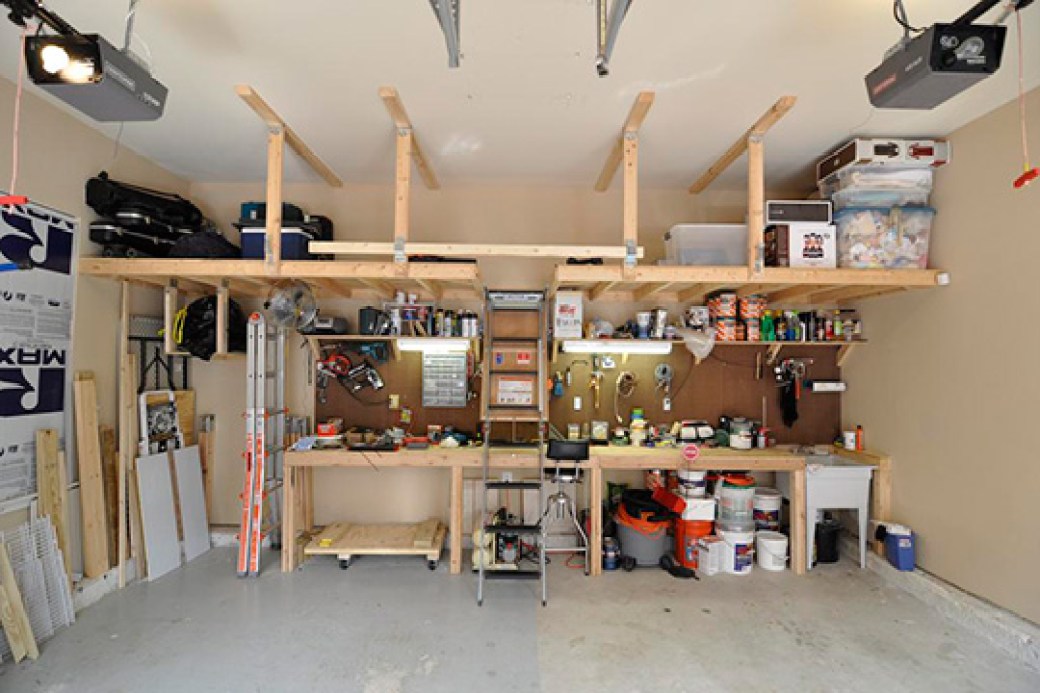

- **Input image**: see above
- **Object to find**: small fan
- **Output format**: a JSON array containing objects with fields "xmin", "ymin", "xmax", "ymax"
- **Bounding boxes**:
[{"xmin": 265, "ymin": 280, "xmax": 317, "ymax": 331}]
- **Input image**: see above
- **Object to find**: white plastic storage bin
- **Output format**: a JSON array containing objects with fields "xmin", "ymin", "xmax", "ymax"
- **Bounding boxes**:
[
  {"xmin": 819, "ymin": 167, "xmax": 934, "ymax": 197},
  {"xmin": 834, "ymin": 206, "xmax": 934, "ymax": 269},
  {"xmin": 664, "ymin": 224, "xmax": 747, "ymax": 266}
]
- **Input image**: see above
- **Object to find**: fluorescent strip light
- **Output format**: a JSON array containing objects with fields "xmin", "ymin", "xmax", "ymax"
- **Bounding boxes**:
[
  {"xmin": 561, "ymin": 340, "xmax": 673, "ymax": 355},
  {"xmin": 397, "ymin": 338, "xmax": 470, "ymax": 353}
]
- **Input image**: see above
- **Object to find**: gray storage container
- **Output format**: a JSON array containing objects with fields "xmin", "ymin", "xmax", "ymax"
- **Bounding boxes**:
[{"xmin": 617, "ymin": 520, "xmax": 672, "ymax": 567}]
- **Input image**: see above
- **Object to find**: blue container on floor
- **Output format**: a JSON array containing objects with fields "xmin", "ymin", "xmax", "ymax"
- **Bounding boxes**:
[{"xmin": 885, "ymin": 531, "xmax": 916, "ymax": 571}]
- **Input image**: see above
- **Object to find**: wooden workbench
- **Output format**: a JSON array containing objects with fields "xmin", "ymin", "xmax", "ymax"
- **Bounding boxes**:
[{"xmin": 282, "ymin": 446, "xmax": 808, "ymax": 576}]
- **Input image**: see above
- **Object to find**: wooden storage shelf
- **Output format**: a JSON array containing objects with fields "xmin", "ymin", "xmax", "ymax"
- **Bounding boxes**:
[
  {"xmin": 551, "ymin": 264, "xmax": 948, "ymax": 306},
  {"xmin": 304, "ymin": 334, "xmax": 479, "ymax": 361},
  {"xmin": 551, "ymin": 338, "xmax": 865, "ymax": 366},
  {"xmin": 78, "ymin": 258, "xmax": 485, "ymax": 301}
]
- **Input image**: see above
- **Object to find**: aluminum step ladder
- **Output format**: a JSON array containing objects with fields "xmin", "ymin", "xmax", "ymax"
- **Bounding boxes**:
[
  {"xmin": 237, "ymin": 312, "xmax": 286, "ymax": 577},
  {"xmin": 477, "ymin": 290, "xmax": 548, "ymax": 606}
]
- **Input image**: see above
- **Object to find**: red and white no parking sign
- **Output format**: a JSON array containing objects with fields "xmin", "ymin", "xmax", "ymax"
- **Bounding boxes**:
[{"xmin": 682, "ymin": 443, "xmax": 700, "ymax": 462}]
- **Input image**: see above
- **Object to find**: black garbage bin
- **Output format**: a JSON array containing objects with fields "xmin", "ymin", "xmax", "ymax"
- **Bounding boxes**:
[{"xmin": 815, "ymin": 518, "xmax": 842, "ymax": 564}]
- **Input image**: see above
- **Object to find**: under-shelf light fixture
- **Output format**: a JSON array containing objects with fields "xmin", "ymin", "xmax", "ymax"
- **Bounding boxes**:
[
  {"xmin": 561, "ymin": 340, "xmax": 673, "ymax": 355},
  {"xmin": 396, "ymin": 337, "xmax": 470, "ymax": 353}
]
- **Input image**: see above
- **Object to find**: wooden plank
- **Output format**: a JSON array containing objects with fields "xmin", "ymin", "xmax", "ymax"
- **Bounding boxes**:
[
  {"xmin": 135, "ymin": 452, "xmax": 182, "ymax": 580},
  {"xmin": 100, "ymin": 425, "xmax": 119, "ymax": 568},
  {"xmin": 594, "ymin": 90, "xmax": 654, "ymax": 191},
  {"xmin": 450, "ymin": 465, "xmax": 464, "ymax": 575},
  {"xmin": 588, "ymin": 281, "xmax": 618, "ymax": 301},
  {"xmin": 35, "ymin": 429, "xmax": 69, "ymax": 578},
  {"xmin": 198, "ymin": 416, "xmax": 215, "ymax": 520},
  {"xmin": 235, "ymin": 85, "xmax": 343, "ymax": 187},
  {"xmin": 172, "ymin": 447, "xmax": 211, "ymax": 562},
  {"xmin": 163, "ymin": 282, "xmax": 185, "ymax": 356},
  {"xmin": 379, "ymin": 86, "xmax": 439, "ymax": 190},
  {"xmin": 311, "ymin": 278, "xmax": 352, "ymax": 299},
  {"xmin": 836, "ymin": 286, "xmax": 909, "ymax": 305},
  {"xmin": 766, "ymin": 284, "xmax": 830, "ymax": 304},
  {"xmin": 265, "ymin": 127, "xmax": 286, "ymax": 274},
  {"xmin": 688, "ymin": 96, "xmax": 796, "ymax": 194},
  {"xmin": 282, "ymin": 465, "xmax": 297, "ymax": 572},
  {"xmin": 126, "ymin": 354, "xmax": 145, "ymax": 580},
  {"xmin": 73, "ymin": 373, "xmax": 110, "ymax": 578},
  {"xmin": 0, "ymin": 543, "xmax": 38, "ymax": 661},
  {"xmin": 118, "ymin": 282, "xmax": 130, "ymax": 587},
  {"xmin": 747, "ymin": 135, "xmax": 765, "ymax": 275},
  {"xmin": 310, "ymin": 241, "xmax": 643, "ymax": 259},
  {"xmin": 414, "ymin": 278, "xmax": 443, "ymax": 301},
  {"xmin": 412, "ymin": 518, "xmax": 440, "ymax": 549},
  {"xmin": 167, "ymin": 390, "xmax": 197, "ymax": 447},
  {"xmin": 590, "ymin": 466, "xmax": 603, "ymax": 577},
  {"xmin": 632, "ymin": 282, "xmax": 672, "ymax": 301},
  {"xmin": 678, "ymin": 283, "xmax": 731, "ymax": 304},
  {"xmin": 836, "ymin": 342, "xmax": 856, "ymax": 368},
  {"xmin": 394, "ymin": 129, "xmax": 413, "ymax": 254},
  {"xmin": 791, "ymin": 467, "xmax": 807, "ymax": 576},
  {"xmin": 216, "ymin": 281, "xmax": 229, "ymax": 356},
  {"xmin": 622, "ymin": 134, "xmax": 639, "ymax": 252}
]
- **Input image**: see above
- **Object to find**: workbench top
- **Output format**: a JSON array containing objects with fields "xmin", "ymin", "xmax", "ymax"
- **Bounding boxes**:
[{"xmin": 285, "ymin": 444, "xmax": 806, "ymax": 470}]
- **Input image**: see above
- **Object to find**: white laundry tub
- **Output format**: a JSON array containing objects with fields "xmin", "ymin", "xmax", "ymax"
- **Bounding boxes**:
[{"xmin": 776, "ymin": 454, "xmax": 876, "ymax": 571}]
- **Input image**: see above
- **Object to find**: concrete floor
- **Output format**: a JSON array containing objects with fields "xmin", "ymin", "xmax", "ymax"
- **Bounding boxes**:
[{"xmin": 2, "ymin": 549, "xmax": 1038, "ymax": 692}]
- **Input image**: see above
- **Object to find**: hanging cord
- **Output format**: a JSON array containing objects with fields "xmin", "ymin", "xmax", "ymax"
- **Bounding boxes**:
[
  {"xmin": 613, "ymin": 371, "xmax": 637, "ymax": 424},
  {"xmin": 892, "ymin": 0, "xmax": 922, "ymax": 37},
  {"xmin": 1013, "ymin": 7, "xmax": 1039, "ymax": 188}
]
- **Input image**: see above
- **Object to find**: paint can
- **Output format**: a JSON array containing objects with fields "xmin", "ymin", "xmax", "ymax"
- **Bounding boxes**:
[
  {"xmin": 753, "ymin": 487, "xmax": 782, "ymax": 531},
  {"xmin": 676, "ymin": 469, "xmax": 707, "ymax": 498},
  {"xmin": 756, "ymin": 531, "xmax": 788, "ymax": 571},
  {"xmin": 718, "ymin": 526, "xmax": 755, "ymax": 575},
  {"xmin": 602, "ymin": 537, "xmax": 620, "ymax": 571}
]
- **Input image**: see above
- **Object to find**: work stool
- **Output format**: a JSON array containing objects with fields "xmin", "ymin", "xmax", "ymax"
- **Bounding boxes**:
[{"xmin": 542, "ymin": 439, "xmax": 590, "ymax": 575}]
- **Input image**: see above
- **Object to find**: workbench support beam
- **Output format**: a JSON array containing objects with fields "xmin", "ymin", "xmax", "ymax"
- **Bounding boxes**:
[
  {"xmin": 216, "ymin": 281, "xmax": 229, "ymax": 356},
  {"xmin": 450, "ymin": 466, "xmax": 463, "ymax": 575}
]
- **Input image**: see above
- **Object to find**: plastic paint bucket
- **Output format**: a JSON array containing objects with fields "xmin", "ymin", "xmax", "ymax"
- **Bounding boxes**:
[
  {"xmin": 677, "ymin": 469, "xmax": 707, "ymax": 498},
  {"xmin": 756, "ymin": 531, "xmax": 788, "ymax": 571},
  {"xmin": 717, "ymin": 476, "xmax": 756, "ymax": 524},
  {"xmin": 753, "ymin": 488, "xmax": 782, "ymax": 531},
  {"xmin": 675, "ymin": 519, "xmax": 713, "ymax": 569},
  {"xmin": 718, "ymin": 527, "xmax": 755, "ymax": 575}
]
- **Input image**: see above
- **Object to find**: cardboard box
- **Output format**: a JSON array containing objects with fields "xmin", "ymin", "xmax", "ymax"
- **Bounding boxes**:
[
  {"xmin": 764, "ymin": 223, "xmax": 836, "ymax": 268},
  {"xmin": 681, "ymin": 498, "xmax": 716, "ymax": 522},
  {"xmin": 553, "ymin": 291, "xmax": 583, "ymax": 339},
  {"xmin": 491, "ymin": 345, "xmax": 537, "ymax": 372},
  {"xmin": 490, "ymin": 374, "xmax": 536, "ymax": 406},
  {"xmin": 697, "ymin": 536, "xmax": 725, "ymax": 576}
]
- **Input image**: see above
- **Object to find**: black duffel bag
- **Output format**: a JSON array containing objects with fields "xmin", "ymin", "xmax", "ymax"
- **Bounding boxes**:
[
  {"xmin": 86, "ymin": 171, "xmax": 204, "ymax": 230},
  {"xmin": 177, "ymin": 296, "xmax": 248, "ymax": 361}
]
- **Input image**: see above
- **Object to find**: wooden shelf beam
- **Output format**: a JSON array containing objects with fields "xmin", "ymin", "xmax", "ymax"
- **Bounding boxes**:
[
  {"xmin": 380, "ymin": 86, "xmax": 440, "ymax": 191},
  {"xmin": 688, "ymin": 96, "xmax": 796, "ymax": 194},
  {"xmin": 235, "ymin": 85, "xmax": 343, "ymax": 188},
  {"xmin": 595, "ymin": 90, "xmax": 654, "ymax": 192},
  {"xmin": 309, "ymin": 241, "xmax": 644, "ymax": 260}
]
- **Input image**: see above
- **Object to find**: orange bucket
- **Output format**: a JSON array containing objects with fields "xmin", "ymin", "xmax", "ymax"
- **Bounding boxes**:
[{"xmin": 675, "ymin": 519, "xmax": 714, "ymax": 569}]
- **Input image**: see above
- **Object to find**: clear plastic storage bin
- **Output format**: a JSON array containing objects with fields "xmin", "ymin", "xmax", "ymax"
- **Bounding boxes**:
[
  {"xmin": 834, "ymin": 206, "xmax": 934, "ymax": 269},
  {"xmin": 819, "ymin": 167, "xmax": 934, "ymax": 197},
  {"xmin": 831, "ymin": 187, "xmax": 931, "ymax": 211},
  {"xmin": 663, "ymin": 224, "xmax": 747, "ymax": 266}
]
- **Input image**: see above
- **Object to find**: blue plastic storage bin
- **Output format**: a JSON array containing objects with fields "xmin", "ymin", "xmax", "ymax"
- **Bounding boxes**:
[
  {"xmin": 239, "ymin": 225, "xmax": 317, "ymax": 260},
  {"xmin": 885, "ymin": 531, "xmax": 916, "ymax": 571}
]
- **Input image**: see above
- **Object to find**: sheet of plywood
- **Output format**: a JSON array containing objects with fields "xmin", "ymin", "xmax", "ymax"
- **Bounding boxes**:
[
  {"xmin": 172, "ymin": 447, "xmax": 210, "ymax": 562},
  {"xmin": 74, "ymin": 373, "xmax": 110, "ymax": 578},
  {"xmin": 173, "ymin": 390, "xmax": 196, "ymax": 446},
  {"xmin": 0, "ymin": 543, "xmax": 38, "ymax": 662},
  {"xmin": 100, "ymin": 426, "xmax": 119, "ymax": 568},
  {"xmin": 135, "ymin": 453, "xmax": 182, "ymax": 580},
  {"xmin": 304, "ymin": 521, "xmax": 445, "ymax": 556},
  {"xmin": 412, "ymin": 519, "xmax": 440, "ymax": 548}
]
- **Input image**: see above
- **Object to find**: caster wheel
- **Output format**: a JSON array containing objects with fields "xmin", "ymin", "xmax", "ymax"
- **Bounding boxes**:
[
  {"xmin": 427, "ymin": 560, "xmax": 438, "ymax": 571},
  {"xmin": 338, "ymin": 559, "xmax": 352, "ymax": 570},
  {"xmin": 621, "ymin": 556, "xmax": 637, "ymax": 572}
]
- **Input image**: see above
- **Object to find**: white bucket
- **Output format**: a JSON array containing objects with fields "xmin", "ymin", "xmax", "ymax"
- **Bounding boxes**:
[
  {"xmin": 753, "ymin": 488, "xmax": 782, "ymax": 531},
  {"xmin": 718, "ymin": 483, "xmax": 755, "ymax": 524},
  {"xmin": 718, "ymin": 528, "xmax": 755, "ymax": 575},
  {"xmin": 756, "ymin": 531, "xmax": 788, "ymax": 572},
  {"xmin": 677, "ymin": 469, "xmax": 707, "ymax": 498}
]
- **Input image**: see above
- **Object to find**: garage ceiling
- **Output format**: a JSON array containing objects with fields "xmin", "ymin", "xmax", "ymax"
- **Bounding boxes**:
[{"xmin": 0, "ymin": 0, "xmax": 1036, "ymax": 190}]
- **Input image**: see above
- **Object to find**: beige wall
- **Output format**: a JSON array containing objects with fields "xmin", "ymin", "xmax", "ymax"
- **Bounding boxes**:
[
  {"xmin": 188, "ymin": 181, "xmax": 765, "ymax": 526},
  {"xmin": 0, "ymin": 77, "xmax": 187, "ymax": 533},
  {"xmin": 844, "ymin": 88, "xmax": 1040, "ymax": 624}
]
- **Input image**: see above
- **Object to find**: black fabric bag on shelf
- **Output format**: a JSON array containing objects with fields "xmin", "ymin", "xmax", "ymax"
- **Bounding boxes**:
[
  {"xmin": 169, "ymin": 229, "xmax": 240, "ymax": 258},
  {"xmin": 178, "ymin": 296, "xmax": 248, "ymax": 361}
]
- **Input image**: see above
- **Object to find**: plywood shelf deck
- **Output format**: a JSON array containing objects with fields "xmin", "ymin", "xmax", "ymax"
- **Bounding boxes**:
[
  {"xmin": 78, "ymin": 258, "xmax": 485, "ymax": 300},
  {"xmin": 552, "ymin": 264, "xmax": 948, "ymax": 305}
]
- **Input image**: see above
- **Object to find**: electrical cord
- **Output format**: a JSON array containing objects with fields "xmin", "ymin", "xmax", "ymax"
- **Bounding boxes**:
[
  {"xmin": 8, "ymin": 25, "xmax": 27, "ymax": 196},
  {"xmin": 892, "ymin": 0, "xmax": 923, "ymax": 36},
  {"xmin": 614, "ymin": 371, "xmax": 636, "ymax": 424}
]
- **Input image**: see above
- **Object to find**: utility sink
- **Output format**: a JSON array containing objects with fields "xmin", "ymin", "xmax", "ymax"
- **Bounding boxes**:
[{"xmin": 776, "ymin": 452, "xmax": 876, "ymax": 571}]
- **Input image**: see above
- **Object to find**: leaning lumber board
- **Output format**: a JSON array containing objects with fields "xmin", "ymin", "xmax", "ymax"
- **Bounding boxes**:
[
  {"xmin": 0, "ymin": 543, "xmax": 38, "ymax": 661},
  {"xmin": 100, "ymin": 426, "xmax": 119, "ymax": 568},
  {"xmin": 35, "ymin": 430, "xmax": 69, "ymax": 577},
  {"xmin": 74, "ymin": 373, "xmax": 110, "ymax": 578},
  {"xmin": 412, "ymin": 519, "xmax": 440, "ymax": 549},
  {"xmin": 173, "ymin": 390, "xmax": 196, "ymax": 446}
]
